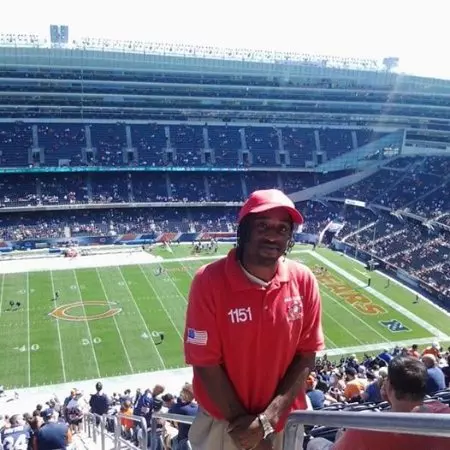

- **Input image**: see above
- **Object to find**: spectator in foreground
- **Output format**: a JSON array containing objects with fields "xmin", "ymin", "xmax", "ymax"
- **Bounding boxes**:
[
  {"xmin": 185, "ymin": 189, "xmax": 324, "ymax": 450},
  {"xmin": 308, "ymin": 356, "xmax": 450, "ymax": 450}
]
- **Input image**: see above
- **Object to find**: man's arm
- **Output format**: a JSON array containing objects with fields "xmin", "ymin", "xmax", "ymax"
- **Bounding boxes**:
[
  {"xmin": 193, "ymin": 365, "xmax": 247, "ymax": 422},
  {"xmin": 264, "ymin": 353, "xmax": 314, "ymax": 426}
]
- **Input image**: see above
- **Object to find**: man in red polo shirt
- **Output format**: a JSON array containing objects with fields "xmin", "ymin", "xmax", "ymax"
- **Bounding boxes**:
[{"xmin": 184, "ymin": 189, "xmax": 325, "ymax": 450}]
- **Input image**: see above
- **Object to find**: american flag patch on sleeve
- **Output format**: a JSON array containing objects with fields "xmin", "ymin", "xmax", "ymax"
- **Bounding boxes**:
[{"xmin": 187, "ymin": 328, "xmax": 208, "ymax": 346}]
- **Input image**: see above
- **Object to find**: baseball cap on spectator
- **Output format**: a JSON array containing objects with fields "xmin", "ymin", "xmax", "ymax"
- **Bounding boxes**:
[
  {"xmin": 96, "ymin": 382, "xmax": 103, "ymax": 391},
  {"xmin": 345, "ymin": 367, "xmax": 357, "ymax": 376},
  {"xmin": 238, "ymin": 189, "xmax": 303, "ymax": 225}
]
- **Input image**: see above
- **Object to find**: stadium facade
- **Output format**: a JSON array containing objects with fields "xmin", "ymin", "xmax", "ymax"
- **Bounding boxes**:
[{"xmin": 0, "ymin": 32, "xmax": 448, "ymax": 307}]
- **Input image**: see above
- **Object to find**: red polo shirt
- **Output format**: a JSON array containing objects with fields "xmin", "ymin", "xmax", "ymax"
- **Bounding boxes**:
[{"xmin": 184, "ymin": 249, "xmax": 324, "ymax": 431}]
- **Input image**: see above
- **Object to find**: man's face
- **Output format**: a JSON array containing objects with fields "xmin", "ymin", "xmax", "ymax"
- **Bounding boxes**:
[{"xmin": 246, "ymin": 208, "xmax": 293, "ymax": 266}]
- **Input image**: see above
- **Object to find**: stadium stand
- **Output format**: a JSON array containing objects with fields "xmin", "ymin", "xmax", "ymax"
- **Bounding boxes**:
[{"xmin": 1, "ymin": 31, "xmax": 450, "ymax": 449}]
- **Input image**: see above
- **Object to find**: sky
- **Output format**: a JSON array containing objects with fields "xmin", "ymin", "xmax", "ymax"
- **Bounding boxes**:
[{"xmin": 1, "ymin": 0, "xmax": 448, "ymax": 79}]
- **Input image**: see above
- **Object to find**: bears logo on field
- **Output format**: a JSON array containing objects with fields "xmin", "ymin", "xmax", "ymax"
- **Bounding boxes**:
[{"xmin": 49, "ymin": 301, "xmax": 122, "ymax": 322}]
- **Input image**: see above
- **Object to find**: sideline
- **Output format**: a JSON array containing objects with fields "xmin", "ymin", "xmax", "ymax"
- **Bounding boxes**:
[{"xmin": 308, "ymin": 251, "xmax": 449, "ymax": 340}]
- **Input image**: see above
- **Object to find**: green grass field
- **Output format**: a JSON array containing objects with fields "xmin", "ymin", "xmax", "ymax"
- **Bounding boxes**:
[{"xmin": 0, "ymin": 245, "xmax": 449, "ymax": 389}]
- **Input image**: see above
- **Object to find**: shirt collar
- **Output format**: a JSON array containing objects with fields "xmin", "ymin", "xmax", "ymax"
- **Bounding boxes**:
[
  {"xmin": 240, "ymin": 263, "xmax": 270, "ymax": 288},
  {"xmin": 225, "ymin": 248, "xmax": 290, "ymax": 291}
]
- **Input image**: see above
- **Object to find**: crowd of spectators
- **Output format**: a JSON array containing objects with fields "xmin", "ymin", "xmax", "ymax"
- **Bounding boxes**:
[
  {"xmin": 333, "ymin": 156, "xmax": 449, "ymax": 224},
  {"xmin": 0, "ymin": 208, "xmax": 241, "ymax": 241},
  {"xmin": 343, "ymin": 214, "xmax": 450, "ymax": 296},
  {"xmin": 2, "ymin": 344, "xmax": 449, "ymax": 450},
  {"xmin": 0, "ymin": 172, "xmax": 345, "ymax": 207},
  {"xmin": 0, "ymin": 122, "xmax": 391, "ymax": 169},
  {"xmin": 0, "ymin": 145, "xmax": 448, "ymax": 301}
]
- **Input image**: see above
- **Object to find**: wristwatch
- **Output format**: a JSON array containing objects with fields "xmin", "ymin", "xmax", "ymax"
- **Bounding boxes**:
[{"xmin": 258, "ymin": 413, "xmax": 276, "ymax": 442}]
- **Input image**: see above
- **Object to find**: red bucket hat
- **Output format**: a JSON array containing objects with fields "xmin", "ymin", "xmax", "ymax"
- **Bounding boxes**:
[{"xmin": 238, "ymin": 189, "xmax": 304, "ymax": 225}]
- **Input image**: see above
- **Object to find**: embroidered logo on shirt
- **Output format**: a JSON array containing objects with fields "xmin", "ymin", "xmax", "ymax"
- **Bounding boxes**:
[
  {"xmin": 186, "ymin": 328, "xmax": 208, "ymax": 345},
  {"xmin": 284, "ymin": 296, "xmax": 303, "ymax": 321}
]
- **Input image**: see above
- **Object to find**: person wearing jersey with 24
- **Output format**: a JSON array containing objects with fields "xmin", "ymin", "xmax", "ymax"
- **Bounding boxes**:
[{"xmin": 1, "ymin": 415, "xmax": 30, "ymax": 450}]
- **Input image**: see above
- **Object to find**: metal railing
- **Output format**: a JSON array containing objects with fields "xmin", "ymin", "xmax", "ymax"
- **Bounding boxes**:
[
  {"xmin": 151, "ymin": 412, "xmax": 194, "ymax": 450},
  {"xmin": 284, "ymin": 410, "xmax": 450, "ymax": 450},
  {"xmin": 86, "ymin": 409, "xmax": 450, "ymax": 450},
  {"xmin": 83, "ymin": 412, "xmax": 148, "ymax": 450}
]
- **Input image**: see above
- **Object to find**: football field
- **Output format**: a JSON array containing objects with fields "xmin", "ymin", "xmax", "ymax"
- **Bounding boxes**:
[{"xmin": 0, "ymin": 245, "xmax": 449, "ymax": 389}]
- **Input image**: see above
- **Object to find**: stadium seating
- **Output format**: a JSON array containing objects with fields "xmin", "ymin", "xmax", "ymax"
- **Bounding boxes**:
[
  {"xmin": 207, "ymin": 173, "xmax": 244, "ymax": 201},
  {"xmin": 131, "ymin": 124, "xmax": 167, "ymax": 166},
  {"xmin": 0, "ymin": 148, "xmax": 447, "ymax": 296},
  {"xmin": 39, "ymin": 173, "xmax": 88, "ymax": 204},
  {"xmin": 91, "ymin": 124, "xmax": 127, "ymax": 166},
  {"xmin": 1, "ymin": 50, "xmax": 450, "ymax": 450},
  {"xmin": 91, "ymin": 172, "xmax": 130, "ymax": 203},
  {"xmin": 131, "ymin": 173, "xmax": 168, "ymax": 202},
  {"xmin": 38, "ymin": 124, "xmax": 85, "ymax": 166},
  {"xmin": 281, "ymin": 127, "xmax": 315, "ymax": 166},
  {"xmin": 0, "ymin": 123, "xmax": 393, "ymax": 169},
  {"xmin": 169, "ymin": 173, "xmax": 207, "ymax": 202},
  {"xmin": 2, "ymin": 345, "xmax": 448, "ymax": 450},
  {"xmin": 207, "ymin": 126, "xmax": 241, "ymax": 167},
  {"xmin": 0, "ymin": 174, "xmax": 38, "ymax": 206},
  {"xmin": 245, "ymin": 126, "xmax": 278, "ymax": 166},
  {"xmin": 0, "ymin": 123, "xmax": 33, "ymax": 167}
]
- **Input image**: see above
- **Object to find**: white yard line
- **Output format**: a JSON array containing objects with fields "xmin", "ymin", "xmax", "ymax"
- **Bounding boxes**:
[
  {"xmin": 163, "ymin": 274, "xmax": 188, "ymax": 305},
  {"xmin": 138, "ymin": 265, "xmax": 184, "ymax": 341},
  {"xmin": 72, "ymin": 270, "xmax": 101, "ymax": 377},
  {"xmin": 321, "ymin": 289, "xmax": 389, "ymax": 344},
  {"xmin": 309, "ymin": 251, "xmax": 450, "ymax": 340},
  {"xmin": 49, "ymin": 270, "xmax": 67, "ymax": 383},
  {"xmin": 319, "ymin": 336, "xmax": 440, "ymax": 358},
  {"xmin": 116, "ymin": 267, "xmax": 166, "ymax": 370},
  {"xmin": 26, "ymin": 273, "xmax": 31, "ymax": 387},
  {"xmin": 324, "ymin": 336, "xmax": 338, "ymax": 349},
  {"xmin": 322, "ymin": 308, "xmax": 363, "ymax": 346},
  {"xmin": 95, "ymin": 268, "xmax": 134, "ymax": 373},
  {"xmin": 0, "ymin": 274, "xmax": 5, "ymax": 317}
]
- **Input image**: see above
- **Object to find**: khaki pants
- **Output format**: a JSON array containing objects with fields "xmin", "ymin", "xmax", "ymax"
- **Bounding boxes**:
[{"xmin": 189, "ymin": 409, "xmax": 303, "ymax": 450}]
